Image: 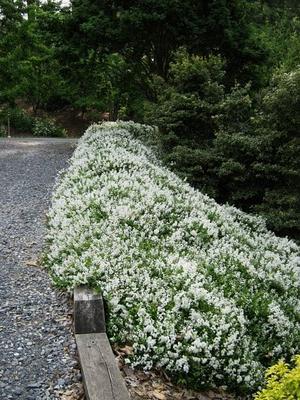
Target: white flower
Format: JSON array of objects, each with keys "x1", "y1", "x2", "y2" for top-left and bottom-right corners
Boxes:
[{"x1": 45, "y1": 121, "x2": 300, "y2": 391}]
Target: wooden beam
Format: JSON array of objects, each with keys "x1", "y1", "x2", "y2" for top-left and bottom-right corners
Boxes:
[
  {"x1": 76, "y1": 333, "x2": 130, "y2": 400},
  {"x1": 74, "y1": 286, "x2": 106, "y2": 334},
  {"x1": 74, "y1": 286, "x2": 130, "y2": 400}
]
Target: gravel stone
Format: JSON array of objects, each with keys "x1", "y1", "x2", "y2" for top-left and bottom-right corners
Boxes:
[{"x1": 0, "y1": 138, "x2": 84, "y2": 399}]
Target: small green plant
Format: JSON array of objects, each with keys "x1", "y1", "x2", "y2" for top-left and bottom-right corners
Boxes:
[
  {"x1": 0, "y1": 126, "x2": 6, "y2": 137},
  {"x1": 33, "y1": 118, "x2": 66, "y2": 137},
  {"x1": 10, "y1": 108, "x2": 34, "y2": 133},
  {"x1": 255, "y1": 356, "x2": 300, "y2": 400},
  {"x1": 0, "y1": 107, "x2": 34, "y2": 134}
]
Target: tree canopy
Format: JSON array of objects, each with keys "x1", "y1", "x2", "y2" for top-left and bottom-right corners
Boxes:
[{"x1": 0, "y1": 0, "x2": 299, "y2": 239}]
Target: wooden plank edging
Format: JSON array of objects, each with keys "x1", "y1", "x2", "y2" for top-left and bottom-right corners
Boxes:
[
  {"x1": 74, "y1": 286, "x2": 130, "y2": 400},
  {"x1": 74, "y1": 286, "x2": 106, "y2": 334}
]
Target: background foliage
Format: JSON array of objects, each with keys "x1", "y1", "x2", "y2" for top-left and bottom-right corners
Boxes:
[{"x1": 0, "y1": 0, "x2": 299, "y2": 238}]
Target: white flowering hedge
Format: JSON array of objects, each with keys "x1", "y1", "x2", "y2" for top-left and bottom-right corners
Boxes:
[{"x1": 45, "y1": 121, "x2": 300, "y2": 393}]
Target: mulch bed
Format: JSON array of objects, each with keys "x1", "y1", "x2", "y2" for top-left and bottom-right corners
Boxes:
[{"x1": 115, "y1": 346, "x2": 238, "y2": 400}]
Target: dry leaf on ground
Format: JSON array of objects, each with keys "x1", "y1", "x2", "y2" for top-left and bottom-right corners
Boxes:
[
  {"x1": 25, "y1": 259, "x2": 39, "y2": 267},
  {"x1": 152, "y1": 390, "x2": 167, "y2": 400}
]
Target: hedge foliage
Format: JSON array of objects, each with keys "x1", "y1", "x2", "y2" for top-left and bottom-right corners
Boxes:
[{"x1": 45, "y1": 122, "x2": 300, "y2": 394}]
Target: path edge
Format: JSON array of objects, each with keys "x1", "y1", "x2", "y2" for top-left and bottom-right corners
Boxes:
[{"x1": 74, "y1": 286, "x2": 130, "y2": 400}]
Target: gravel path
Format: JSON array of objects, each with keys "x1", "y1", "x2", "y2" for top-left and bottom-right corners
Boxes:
[{"x1": 0, "y1": 138, "x2": 84, "y2": 400}]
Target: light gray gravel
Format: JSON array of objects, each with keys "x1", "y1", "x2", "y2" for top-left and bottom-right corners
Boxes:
[{"x1": 0, "y1": 138, "x2": 84, "y2": 399}]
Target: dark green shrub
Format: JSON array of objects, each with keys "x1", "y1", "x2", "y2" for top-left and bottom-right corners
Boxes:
[
  {"x1": 146, "y1": 49, "x2": 226, "y2": 147},
  {"x1": 0, "y1": 127, "x2": 6, "y2": 137},
  {"x1": 211, "y1": 68, "x2": 300, "y2": 239},
  {"x1": 251, "y1": 68, "x2": 300, "y2": 238},
  {"x1": 0, "y1": 107, "x2": 34, "y2": 134},
  {"x1": 149, "y1": 51, "x2": 300, "y2": 240}
]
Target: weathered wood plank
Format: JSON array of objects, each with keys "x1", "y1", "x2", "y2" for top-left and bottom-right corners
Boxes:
[
  {"x1": 76, "y1": 332, "x2": 130, "y2": 400},
  {"x1": 74, "y1": 286, "x2": 106, "y2": 334}
]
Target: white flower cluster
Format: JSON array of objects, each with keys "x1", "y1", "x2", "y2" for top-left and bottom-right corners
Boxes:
[
  {"x1": 45, "y1": 121, "x2": 300, "y2": 392},
  {"x1": 33, "y1": 118, "x2": 66, "y2": 137}
]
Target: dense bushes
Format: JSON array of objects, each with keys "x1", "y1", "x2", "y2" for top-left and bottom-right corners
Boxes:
[
  {"x1": 248, "y1": 69, "x2": 300, "y2": 238},
  {"x1": 0, "y1": 1, "x2": 299, "y2": 241},
  {"x1": 147, "y1": 55, "x2": 300, "y2": 240},
  {"x1": 211, "y1": 68, "x2": 300, "y2": 239},
  {"x1": 1, "y1": 1, "x2": 298, "y2": 120},
  {"x1": 0, "y1": 107, "x2": 67, "y2": 137},
  {"x1": 0, "y1": 107, "x2": 34, "y2": 134},
  {"x1": 147, "y1": 50, "x2": 226, "y2": 146},
  {"x1": 33, "y1": 118, "x2": 66, "y2": 137},
  {"x1": 45, "y1": 122, "x2": 300, "y2": 394}
]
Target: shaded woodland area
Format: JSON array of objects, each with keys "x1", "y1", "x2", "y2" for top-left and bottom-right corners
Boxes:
[{"x1": 0, "y1": 0, "x2": 299, "y2": 239}]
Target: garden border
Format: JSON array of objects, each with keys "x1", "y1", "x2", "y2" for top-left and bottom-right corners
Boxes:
[{"x1": 74, "y1": 286, "x2": 130, "y2": 400}]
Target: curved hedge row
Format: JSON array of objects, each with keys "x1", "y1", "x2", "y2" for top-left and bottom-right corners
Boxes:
[{"x1": 45, "y1": 122, "x2": 300, "y2": 393}]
